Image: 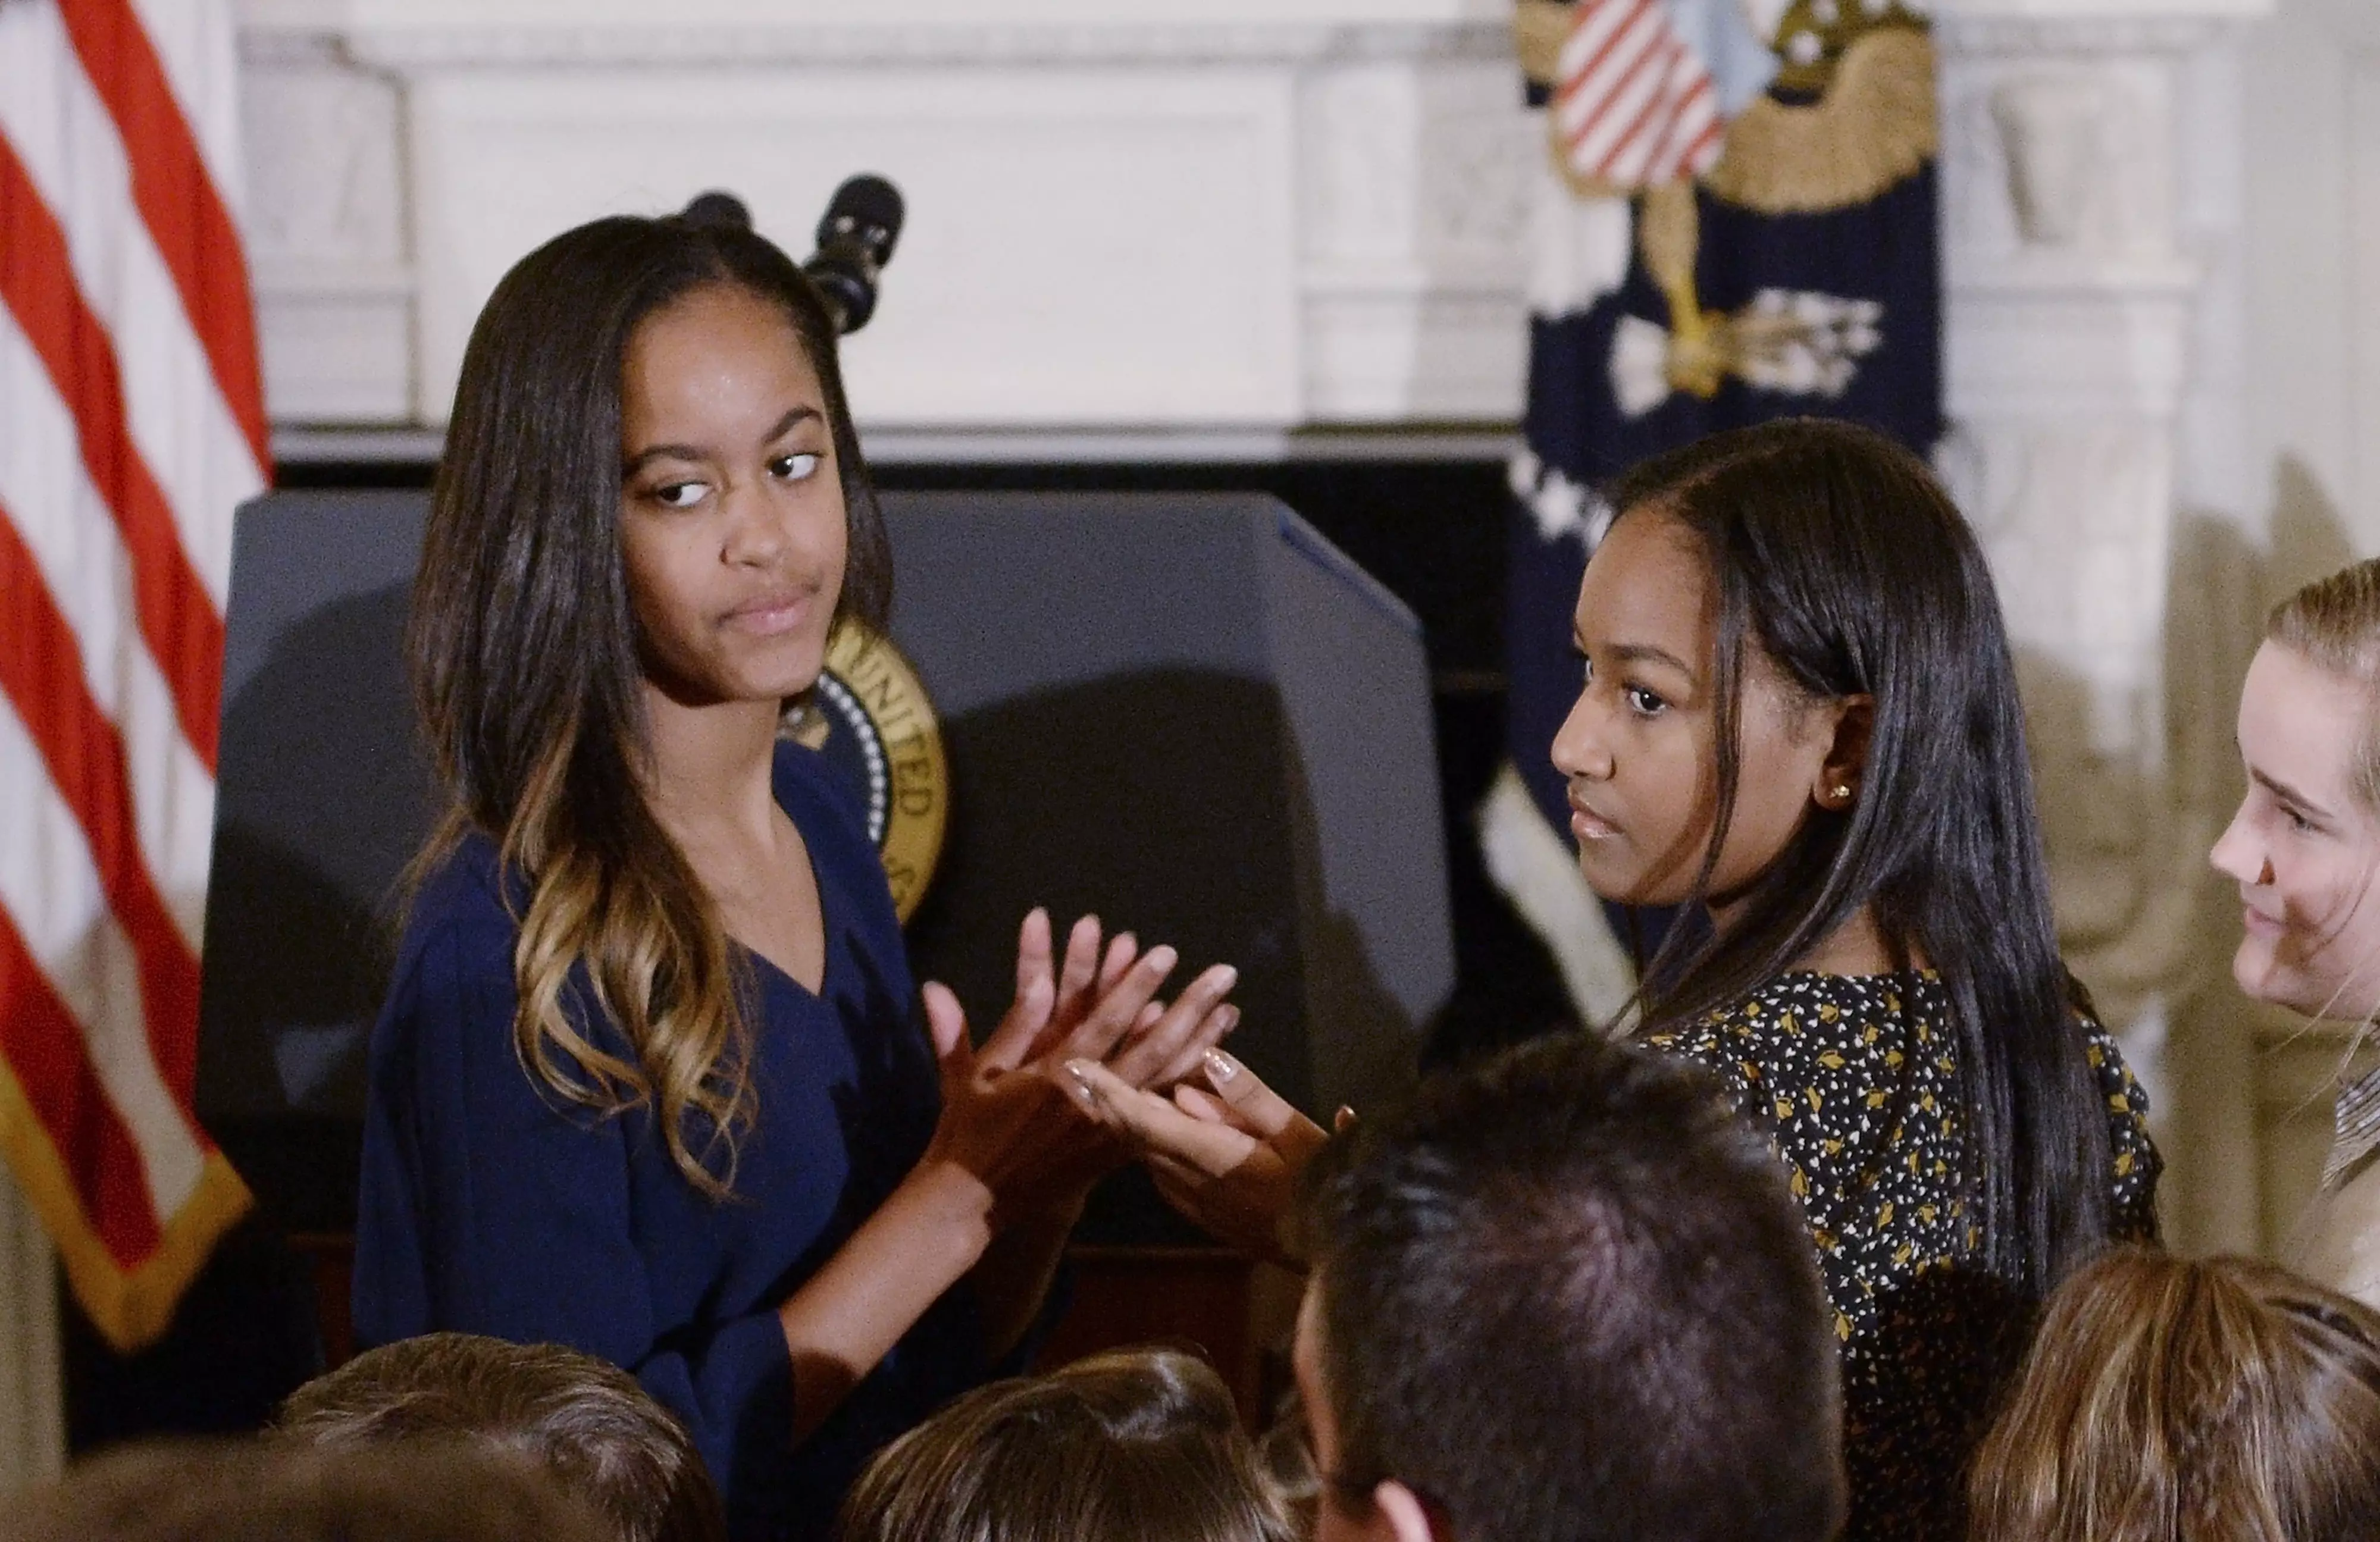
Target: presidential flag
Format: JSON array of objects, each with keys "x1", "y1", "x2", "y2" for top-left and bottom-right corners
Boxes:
[
  {"x1": 0, "y1": 0, "x2": 262, "y2": 1350},
  {"x1": 1486, "y1": 0, "x2": 1943, "y2": 1024}
]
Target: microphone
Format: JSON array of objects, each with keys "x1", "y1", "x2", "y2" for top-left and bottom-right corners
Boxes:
[
  {"x1": 676, "y1": 176, "x2": 906, "y2": 337},
  {"x1": 802, "y1": 175, "x2": 904, "y2": 336}
]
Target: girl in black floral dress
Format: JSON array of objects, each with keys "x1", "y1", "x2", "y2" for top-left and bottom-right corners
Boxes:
[
  {"x1": 1548, "y1": 419, "x2": 2160, "y2": 1541},
  {"x1": 1074, "y1": 418, "x2": 2162, "y2": 1542}
]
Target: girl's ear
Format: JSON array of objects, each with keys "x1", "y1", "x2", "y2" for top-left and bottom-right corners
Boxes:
[{"x1": 1813, "y1": 694, "x2": 1876, "y2": 810}]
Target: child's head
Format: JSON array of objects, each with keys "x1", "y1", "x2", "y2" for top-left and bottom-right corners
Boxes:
[
  {"x1": 277, "y1": 1333, "x2": 725, "y2": 1542},
  {"x1": 10, "y1": 1437, "x2": 610, "y2": 1542},
  {"x1": 1554, "y1": 417, "x2": 2110, "y2": 1292},
  {"x1": 833, "y1": 1349, "x2": 1296, "y2": 1542},
  {"x1": 1554, "y1": 416, "x2": 2034, "y2": 962},
  {"x1": 2212, "y1": 558, "x2": 2380, "y2": 1020},
  {"x1": 1969, "y1": 1248, "x2": 2380, "y2": 1542},
  {"x1": 1294, "y1": 1031, "x2": 1843, "y2": 1542}
]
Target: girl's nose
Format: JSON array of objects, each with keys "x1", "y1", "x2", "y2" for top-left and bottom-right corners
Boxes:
[
  {"x1": 2209, "y1": 802, "x2": 2271, "y2": 886},
  {"x1": 721, "y1": 481, "x2": 791, "y2": 567},
  {"x1": 1551, "y1": 688, "x2": 1614, "y2": 782}
]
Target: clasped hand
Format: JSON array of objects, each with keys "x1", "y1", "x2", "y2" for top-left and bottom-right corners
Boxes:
[
  {"x1": 919, "y1": 908, "x2": 1238, "y2": 1229},
  {"x1": 1060, "y1": 1049, "x2": 1335, "y2": 1269}
]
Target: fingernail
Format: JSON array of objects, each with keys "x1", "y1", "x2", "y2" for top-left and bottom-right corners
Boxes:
[
  {"x1": 1063, "y1": 1061, "x2": 1099, "y2": 1104},
  {"x1": 1148, "y1": 945, "x2": 1178, "y2": 971},
  {"x1": 1203, "y1": 1048, "x2": 1239, "y2": 1084},
  {"x1": 1220, "y1": 1006, "x2": 1241, "y2": 1033},
  {"x1": 1211, "y1": 965, "x2": 1239, "y2": 993}
]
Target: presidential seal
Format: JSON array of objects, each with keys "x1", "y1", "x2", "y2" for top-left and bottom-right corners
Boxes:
[{"x1": 781, "y1": 623, "x2": 948, "y2": 923}]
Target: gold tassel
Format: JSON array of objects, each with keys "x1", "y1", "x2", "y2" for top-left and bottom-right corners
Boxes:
[
  {"x1": 1512, "y1": 0, "x2": 1573, "y2": 89},
  {"x1": 1704, "y1": 27, "x2": 1938, "y2": 215},
  {"x1": 1638, "y1": 180, "x2": 1727, "y2": 399}
]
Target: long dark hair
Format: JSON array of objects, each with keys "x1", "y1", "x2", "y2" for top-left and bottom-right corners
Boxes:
[
  {"x1": 407, "y1": 210, "x2": 891, "y2": 1196},
  {"x1": 1614, "y1": 417, "x2": 2114, "y2": 1297}
]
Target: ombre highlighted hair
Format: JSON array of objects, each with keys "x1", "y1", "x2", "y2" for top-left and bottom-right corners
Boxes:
[{"x1": 406, "y1": 209, "x2": 891, "y2": 1197}]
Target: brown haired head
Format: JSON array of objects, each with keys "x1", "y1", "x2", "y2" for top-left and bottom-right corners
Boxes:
[
  {"x1": 6, "y1": 1436, "x2": 611, "y2": 1542},
  {"x1": 2268, "y1": 557, "x2": 2380, "y2": 810},
  {"x1": 276, "y1": 1333, "x2": 725, "y2": 1542},
  {"x1": 832, "y1": 1349, "x2": 1296, "y2": 1542},
  {"x1": 1969, "y1": 1248, "x2": 2380, "y2": 1542}
]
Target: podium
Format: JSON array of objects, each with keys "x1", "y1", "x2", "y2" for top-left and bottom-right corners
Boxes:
[{"x1": 196, "y1": 490, "x2": 1454, "y2": 1243}]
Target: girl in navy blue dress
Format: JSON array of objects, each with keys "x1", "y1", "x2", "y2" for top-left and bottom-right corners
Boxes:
[{"x1": 352, "y1": 209, "x2": 1239, "y2": 1541}]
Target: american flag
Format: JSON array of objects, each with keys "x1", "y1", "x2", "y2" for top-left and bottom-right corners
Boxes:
[
  {"x1": 0, "y1": 0, "x2": 261, "y2": 1351},
  {"x1": 1552, "y1": 0, "x2": 1725, "y2": 190}
]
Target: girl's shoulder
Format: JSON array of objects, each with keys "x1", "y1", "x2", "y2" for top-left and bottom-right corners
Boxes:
[
  {"x1": 1670, "y1": 969, "x2": 1944, "y2": 1042},
  {"x1": 390, "y1": 828, "x2": 518, "y2": 976},
  {"x1": 374, "y1": 833, "x2": 543, "y2": 1038},
  {"x1": 1639, "y1": 972, "x2": 1945, "y2": 1111}
]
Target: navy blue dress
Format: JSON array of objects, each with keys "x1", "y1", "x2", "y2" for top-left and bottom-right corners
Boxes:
[{"x1": 353, "y1": 744, "x2": 992, "y2": 1541}]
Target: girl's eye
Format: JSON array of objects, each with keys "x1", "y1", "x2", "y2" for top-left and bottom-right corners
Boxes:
[
  {"x1": 772, "y1": 452, "x2": 823, "y2": 481},
  {"x1": 1574, "y1": 650, "x2": 1594, "y2": 685},
  {"x1": 2283, "y1": 804, "x2": 2319, "y2": 835},
  {"x1": 650, "y1": 481, "x2": 707, "y2": 509},
  {"x1": 1624, "y1": 685, "x2": 1668, "y2": 717}
]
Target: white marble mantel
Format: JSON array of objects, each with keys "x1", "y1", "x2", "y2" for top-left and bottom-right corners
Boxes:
[
  {"x1": 238, "y1": 0, "x2": 1542, "y2": 432},
  {"x1": 227, "y1": 0, "x2": 2277, "y2": 1251},
  {"x1": 234, "y1": 0, "x2": 2268, "y2": 441}
]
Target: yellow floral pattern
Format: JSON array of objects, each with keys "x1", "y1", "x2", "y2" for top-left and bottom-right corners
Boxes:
[{"x1": 1645, "y1": 970, "x2": 2159, "y2": 1542}]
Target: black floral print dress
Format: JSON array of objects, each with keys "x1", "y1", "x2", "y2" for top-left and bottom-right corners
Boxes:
[{"x1": 1642, "y1": 971, "x2": 2160, "y2": 1542}]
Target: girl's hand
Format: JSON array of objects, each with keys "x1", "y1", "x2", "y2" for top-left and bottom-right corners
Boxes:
[
  {"x1": 1001, "y1": 908, "x2": 1243, "y2": 1090},
  {"x1": 1061, "y1": 1049, "x2": 1332, "y2": 1268},
  {"x1": 917, "y1": 981, "x2": 1116, "y2": 1230}
]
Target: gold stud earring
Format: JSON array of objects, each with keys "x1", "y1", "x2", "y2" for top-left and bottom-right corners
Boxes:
[{"x1": 1832, "y1": 783, "x2": 1853, "y2": 801}]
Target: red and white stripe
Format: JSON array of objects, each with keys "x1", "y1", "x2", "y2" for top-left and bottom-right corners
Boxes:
[
  {"x1": 1552, "y1": 0, "x2": 1726, "y2": 190},
  {"x1": 0, "y1": 0, "x2": 260, "y2": 1349}
]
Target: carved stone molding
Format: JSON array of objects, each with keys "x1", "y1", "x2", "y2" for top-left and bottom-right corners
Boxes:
[
  {"x1": 333, "y1": 23, "x2": 1519, "y2": 74},
  {"x1": 1933, "y1": 8, "x2": 2265, "y2": 57}
]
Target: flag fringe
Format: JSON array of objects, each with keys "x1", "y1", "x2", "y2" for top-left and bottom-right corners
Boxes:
[
  {"x1": 1705, "y1": 26, "x2": 1937, "y2": 214},
  {"x1": 1476, "y1": 764, "x2": 1640, "y2": 1032},
  {"x1": 0, "y1": 1062, "x2": 250, "y2": 1355}
]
